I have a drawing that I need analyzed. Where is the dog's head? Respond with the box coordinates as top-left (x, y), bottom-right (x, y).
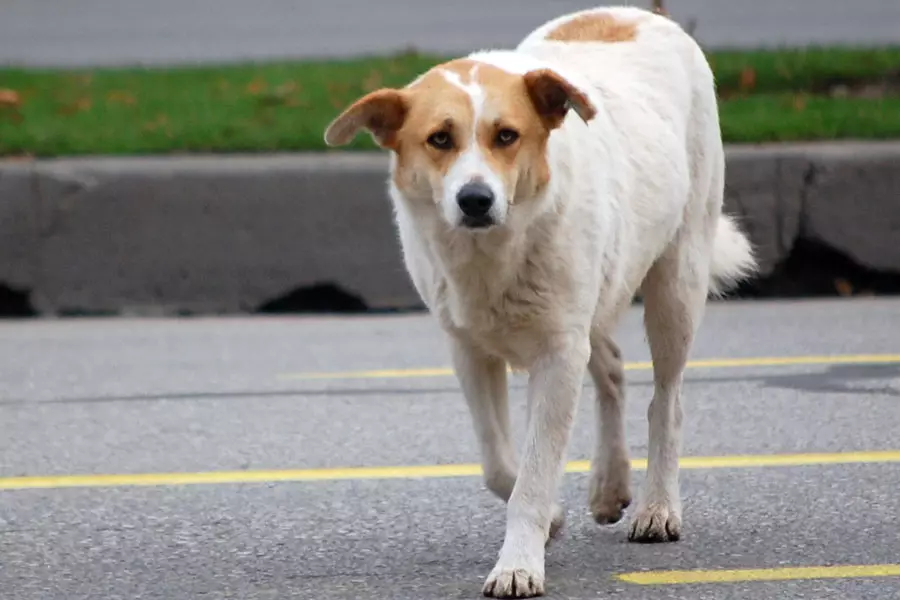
top-left (324, 54), bottom-right (597, 232)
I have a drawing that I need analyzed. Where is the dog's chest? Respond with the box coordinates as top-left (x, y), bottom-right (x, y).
top-left (437, 267), bottom-right (563, 368)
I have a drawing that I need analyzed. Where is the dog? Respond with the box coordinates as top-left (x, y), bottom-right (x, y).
top-left (324, 5), bottom-right (756, 598)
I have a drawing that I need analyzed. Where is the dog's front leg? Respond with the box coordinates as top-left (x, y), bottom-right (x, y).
top-left (482, 333), bottom-right (589, 599)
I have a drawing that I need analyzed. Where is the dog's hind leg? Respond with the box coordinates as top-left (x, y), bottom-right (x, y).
top-left (627, 223), bottom-right (713, 543)
top-left (450, 336), bottom-right (566, 540)
top-left (587, 331), bottom-right (632, 524)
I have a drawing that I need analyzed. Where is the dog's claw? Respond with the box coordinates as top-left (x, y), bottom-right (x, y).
top-left (628, 504), bottom-right (682, 543)
top-left (482, 568), bottom-right (545, 598)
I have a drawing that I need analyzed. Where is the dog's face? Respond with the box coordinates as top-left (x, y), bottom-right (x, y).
top-left (324, 57), bottom-right (596, 231)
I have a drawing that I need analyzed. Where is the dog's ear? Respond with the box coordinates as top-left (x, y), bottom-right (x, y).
top-left (324, 89), bottom-right (408, 149)
top-left (523, 69), bottom-right (597, 129)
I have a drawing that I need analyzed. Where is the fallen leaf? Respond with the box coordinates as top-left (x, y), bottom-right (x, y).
top-left (246, 78), bottom-right (268, 95)
top-left (362, 70), bottom-right (383, 92)
top-left (326, 82), bottom-right (351, 95)
top-left (328, 94), bottom-right (347, 110)
top-left (0, 89), bottom-right (21, 107)
top-left (739, 67), bottom-right (757, 92)
top-left (106, 90), bottom-right (137, 106)
top-left (834, 278), bottom-right (854, 296)
top-left (142, 114), bottom-right (170, 132)
top-left (2, 153), bottom-right (34, 162)
top-left (58, 97), bottom-right (93, 115)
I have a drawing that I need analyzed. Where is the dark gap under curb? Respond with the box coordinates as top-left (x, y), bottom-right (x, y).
top-left (0, 284), bottom-right (37, 318)
top-left (730, 238), bottom-right (900, 299)
top-left (250, 239), bottom-right (900, 314)
top-left (3, 239), bottom-right (899, 318)
top-left (255, 282), bottom-right (370, 314)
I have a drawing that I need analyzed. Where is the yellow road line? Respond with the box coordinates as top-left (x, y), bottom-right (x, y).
top-left (3, 449), bottom-right (899, 491)
top-left (617, 564), bottom-right (900, 585)
top-left (278, 353), bottom-right (900, 381)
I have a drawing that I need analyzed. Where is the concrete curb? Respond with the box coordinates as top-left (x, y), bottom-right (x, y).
top-left (1, 141), bottom-right (899, 316)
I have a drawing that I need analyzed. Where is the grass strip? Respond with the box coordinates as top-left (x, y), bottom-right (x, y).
top-left (1, 47), bottom-right (898, 156)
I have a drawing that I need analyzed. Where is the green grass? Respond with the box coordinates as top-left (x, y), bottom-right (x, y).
top-left (1, 47), bottom-right (899, 157)
top-left (721, 94), bottom-right (900, 142)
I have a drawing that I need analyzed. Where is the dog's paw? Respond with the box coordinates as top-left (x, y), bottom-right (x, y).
top-left (482, 567), bottom-right (545, 598)
top-left (589, 464), bottom-right (632, 524)
top-left (547, 503), bottom-right (566, 541)
top-left (627, 503), bottom-right (681, 543)
top-left (590, 486), bottom-right (632, 525)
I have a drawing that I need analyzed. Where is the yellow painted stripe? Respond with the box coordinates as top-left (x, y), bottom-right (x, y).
top-left (2, 449), bottom-right (899, 491)
top-left (278, 353), bottom-right (900, 381)
top-left (617, 564), bottom-right (900, 585)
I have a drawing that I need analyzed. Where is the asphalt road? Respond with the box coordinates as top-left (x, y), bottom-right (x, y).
top-left (2, 297), bottom-right (900, 599)
top-left (1, 0), bottom-right (899, 67)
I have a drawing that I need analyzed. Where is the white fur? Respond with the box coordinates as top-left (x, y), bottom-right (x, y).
top-left (384, 6), bottom-right (755, 597)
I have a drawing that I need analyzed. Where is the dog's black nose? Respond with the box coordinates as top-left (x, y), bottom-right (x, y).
top-left (456, 181), bottom-right (494, 218)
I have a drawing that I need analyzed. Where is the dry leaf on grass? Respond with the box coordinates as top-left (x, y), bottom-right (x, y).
top-left (362, 70), bottom-right (383, 92)
top-left (58, 97), bottom-right (93, 115)
top-left (106, 91), bottom-right (137, 106)
top-left (739, 67), bottom-right (757, 92)
top-left (142, 114), bottom-right (170, 133)
top-left (0, 89), bottom-right (21, 107)
top-left (328, 94), bottom-right (347, 110)
top-left (246, 78), bottom-right (268, 95)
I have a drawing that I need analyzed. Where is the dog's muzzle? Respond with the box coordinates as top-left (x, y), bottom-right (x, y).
top-left (456, 181), bottom-right (495, 229)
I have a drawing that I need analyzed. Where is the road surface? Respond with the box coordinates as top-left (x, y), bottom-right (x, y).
top-left (2, 298), bottom-right (900, 599)
top-left (1, 0), bottom-right (899, 67)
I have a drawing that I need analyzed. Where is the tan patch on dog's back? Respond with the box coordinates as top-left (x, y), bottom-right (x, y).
top-left (546, 12), bottom-right (639, 43)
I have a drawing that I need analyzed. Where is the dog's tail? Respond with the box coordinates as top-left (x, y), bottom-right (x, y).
top-left (708, 214), bottom-right (756, 297)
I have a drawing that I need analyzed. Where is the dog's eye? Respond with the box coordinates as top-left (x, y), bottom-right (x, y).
top-left (495, 128), bottom-right (520, 147)
top-left (427, 131), bottom-right (453, 150)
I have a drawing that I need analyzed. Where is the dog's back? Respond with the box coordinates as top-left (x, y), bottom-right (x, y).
top-left (516, 5), bottom-right (753, 299)
top-left (518, 6), bottom-right (707, 133)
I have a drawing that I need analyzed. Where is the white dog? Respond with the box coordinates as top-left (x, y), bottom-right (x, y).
top-left (325, 5), bottom-right (755, 598)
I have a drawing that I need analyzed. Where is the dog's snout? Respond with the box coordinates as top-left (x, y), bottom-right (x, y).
top-left (456, 181), bottom-right (494, 218)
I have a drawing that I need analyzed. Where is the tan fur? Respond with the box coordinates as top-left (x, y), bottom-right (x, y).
top-left (523, 69), bottom-right (598, 128)
top-left (379, 59), bottom-right (563, 213)
top-left (322, 89), bottom-right (407, 149)
top-left (545, 13), bottom-right (640, 43)
top-left (325, 56), bottom-right (602, 213)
